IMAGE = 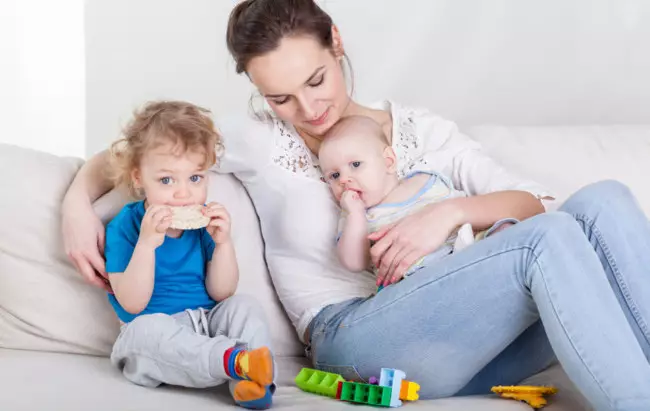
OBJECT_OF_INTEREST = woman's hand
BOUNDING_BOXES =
[62,195,112,292]
[203,202,232,244]
[369,201,464,287]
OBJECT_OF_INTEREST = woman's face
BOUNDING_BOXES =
[246,34,349,137]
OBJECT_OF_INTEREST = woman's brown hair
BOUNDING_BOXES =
[226,0,336,74]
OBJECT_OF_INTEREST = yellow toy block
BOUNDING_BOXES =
[399,380,420,401]
[491,385,558,409]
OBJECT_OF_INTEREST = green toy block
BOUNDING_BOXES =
[295,368,345,397]
[338,381,393,407]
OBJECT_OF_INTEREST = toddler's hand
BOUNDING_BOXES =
[340,190,365,214]
[203,202,232,244]
[139,205,172,249]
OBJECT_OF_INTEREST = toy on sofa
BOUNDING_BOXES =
[491,385,558,409]
[295,367,420,408]
[295,367,556,409]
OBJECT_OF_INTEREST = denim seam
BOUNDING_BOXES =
[574,212,650,342]
[529,239,615,409]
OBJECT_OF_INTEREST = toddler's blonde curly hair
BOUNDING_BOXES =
[109,101,224,197]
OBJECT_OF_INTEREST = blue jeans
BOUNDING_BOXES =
[307,181,650,411]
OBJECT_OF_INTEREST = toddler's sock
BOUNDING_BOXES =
[224,346,273,386]
[224,346,274,409]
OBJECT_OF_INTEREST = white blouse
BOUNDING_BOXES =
[216,100,553,343]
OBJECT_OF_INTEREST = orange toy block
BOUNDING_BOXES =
[399,380,420,401]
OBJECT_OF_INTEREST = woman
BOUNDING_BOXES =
[63,1,650,409]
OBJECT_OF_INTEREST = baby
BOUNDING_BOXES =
[318,115,515,289]
[106,101,274,409]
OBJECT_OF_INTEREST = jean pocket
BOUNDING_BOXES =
[314,363,365,383]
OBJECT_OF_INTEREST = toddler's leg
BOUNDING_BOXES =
[207,295,275,410]
[110,312,236,388]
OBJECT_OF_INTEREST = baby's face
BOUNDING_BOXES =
[133,141,209,207]
[319,135,394,208]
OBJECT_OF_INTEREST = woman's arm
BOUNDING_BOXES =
[449,190,544,231]
[66,150,115,204]
[369,191,544,287]
[414,112,555,207]
[62,150,116,291]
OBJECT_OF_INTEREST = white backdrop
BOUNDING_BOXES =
[85,0,650,157]
[0,0,85,158]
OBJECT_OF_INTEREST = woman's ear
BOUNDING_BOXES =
[331,25,345,59]
[383,147,397,173]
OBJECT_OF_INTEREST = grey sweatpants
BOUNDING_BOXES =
[110,295,272,389]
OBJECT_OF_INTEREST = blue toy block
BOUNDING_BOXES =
[379,368,406,407]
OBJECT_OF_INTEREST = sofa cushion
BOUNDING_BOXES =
[0,143,303,357]
[0,348,588,411]
[0,144,120,355]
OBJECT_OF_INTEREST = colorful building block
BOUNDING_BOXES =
[295,368,345,398]
[295,366,420,408]
[399,380,420,401]
[336,381,393,407]
[379,368,406,407]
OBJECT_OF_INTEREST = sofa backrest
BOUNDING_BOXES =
[1,124,649,357]
[469,125,650,215]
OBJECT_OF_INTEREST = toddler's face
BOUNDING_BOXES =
[133,141,209,207]
[319,135,394,208]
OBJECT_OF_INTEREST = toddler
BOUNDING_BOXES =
[106,101,274,409]
[318,115,515,289]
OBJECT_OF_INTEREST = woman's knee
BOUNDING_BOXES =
[560,180,635,217]
[522,212,584,243]
[515,212,594,265]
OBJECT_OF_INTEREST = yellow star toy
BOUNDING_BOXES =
[491,385,558,409]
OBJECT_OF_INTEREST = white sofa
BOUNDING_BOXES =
[3,123,650,410]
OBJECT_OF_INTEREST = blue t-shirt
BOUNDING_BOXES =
[105,201,217,323]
